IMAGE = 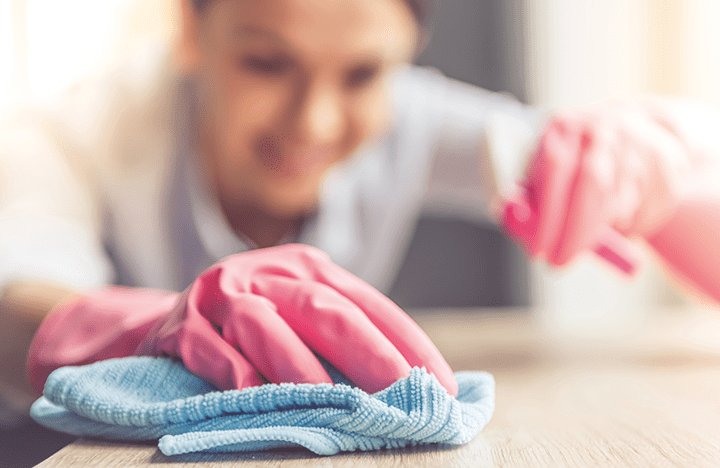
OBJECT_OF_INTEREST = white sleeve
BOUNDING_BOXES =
[0,110,114,291]
[417,68,547,222]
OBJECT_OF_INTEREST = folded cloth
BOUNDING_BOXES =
[30,357,494,456]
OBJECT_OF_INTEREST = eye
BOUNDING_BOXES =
[240,55,293,75]
[345,64,379,89]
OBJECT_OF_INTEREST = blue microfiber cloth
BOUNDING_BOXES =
[30,357,494,456]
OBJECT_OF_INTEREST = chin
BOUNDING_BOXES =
[260,189,318,219]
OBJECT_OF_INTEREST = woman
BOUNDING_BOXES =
[2,0,720,407]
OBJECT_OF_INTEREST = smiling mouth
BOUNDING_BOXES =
[255,137,331,177]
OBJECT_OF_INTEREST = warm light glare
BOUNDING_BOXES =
[524,0,720,107]
[0,0,171,102]
[0,0,14,104]
[2,0,719,105]
[26,0,141,97]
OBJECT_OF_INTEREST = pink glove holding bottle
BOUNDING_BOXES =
[27,244,457,396]
[505,98,720,302]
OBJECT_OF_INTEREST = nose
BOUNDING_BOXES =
[292,79,345,147]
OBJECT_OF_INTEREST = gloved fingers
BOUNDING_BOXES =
[251,274,414,394]
[526,117,583,259]
[150,306,266,391]
[296,262,458,396]
[192,279,333,386]
[610,147,644,235]
[139,285,265,391]
[220,243,333,282]
[548,125,616,265]
[204,245,456,395]
[614,111,690,236]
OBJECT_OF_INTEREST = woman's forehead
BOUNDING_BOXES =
[194,0,430,26]
[209,0,419,62]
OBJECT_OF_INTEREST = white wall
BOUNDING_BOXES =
[524,0,650,108]
[681,1,720,104]
[0,0,19,106]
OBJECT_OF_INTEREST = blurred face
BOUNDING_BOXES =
[183,0,419,218]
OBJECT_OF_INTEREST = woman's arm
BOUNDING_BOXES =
[0,105,114,398]
[648,199,720,303]
[641,97,720,302]
[0,282,75,397]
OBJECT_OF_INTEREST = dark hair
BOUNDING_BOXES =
[190,0,433,29]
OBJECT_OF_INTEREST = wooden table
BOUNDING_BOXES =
[36,307,720,467]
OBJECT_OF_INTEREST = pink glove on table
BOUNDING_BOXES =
[27,244,457,396]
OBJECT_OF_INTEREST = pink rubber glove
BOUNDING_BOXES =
[511,100,693,266]
[27,288,178,394]
[27,244,457,396]
[504,98,720,303]
[647,198,720,303]
[503,184,641,275]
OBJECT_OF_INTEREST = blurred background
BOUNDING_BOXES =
[1,0,719,329]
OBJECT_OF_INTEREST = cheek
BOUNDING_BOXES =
[345,87,392,155]
[203,79,293,204]
[220,81,291,157]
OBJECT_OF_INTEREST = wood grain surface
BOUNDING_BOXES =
[35,307,720,467]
